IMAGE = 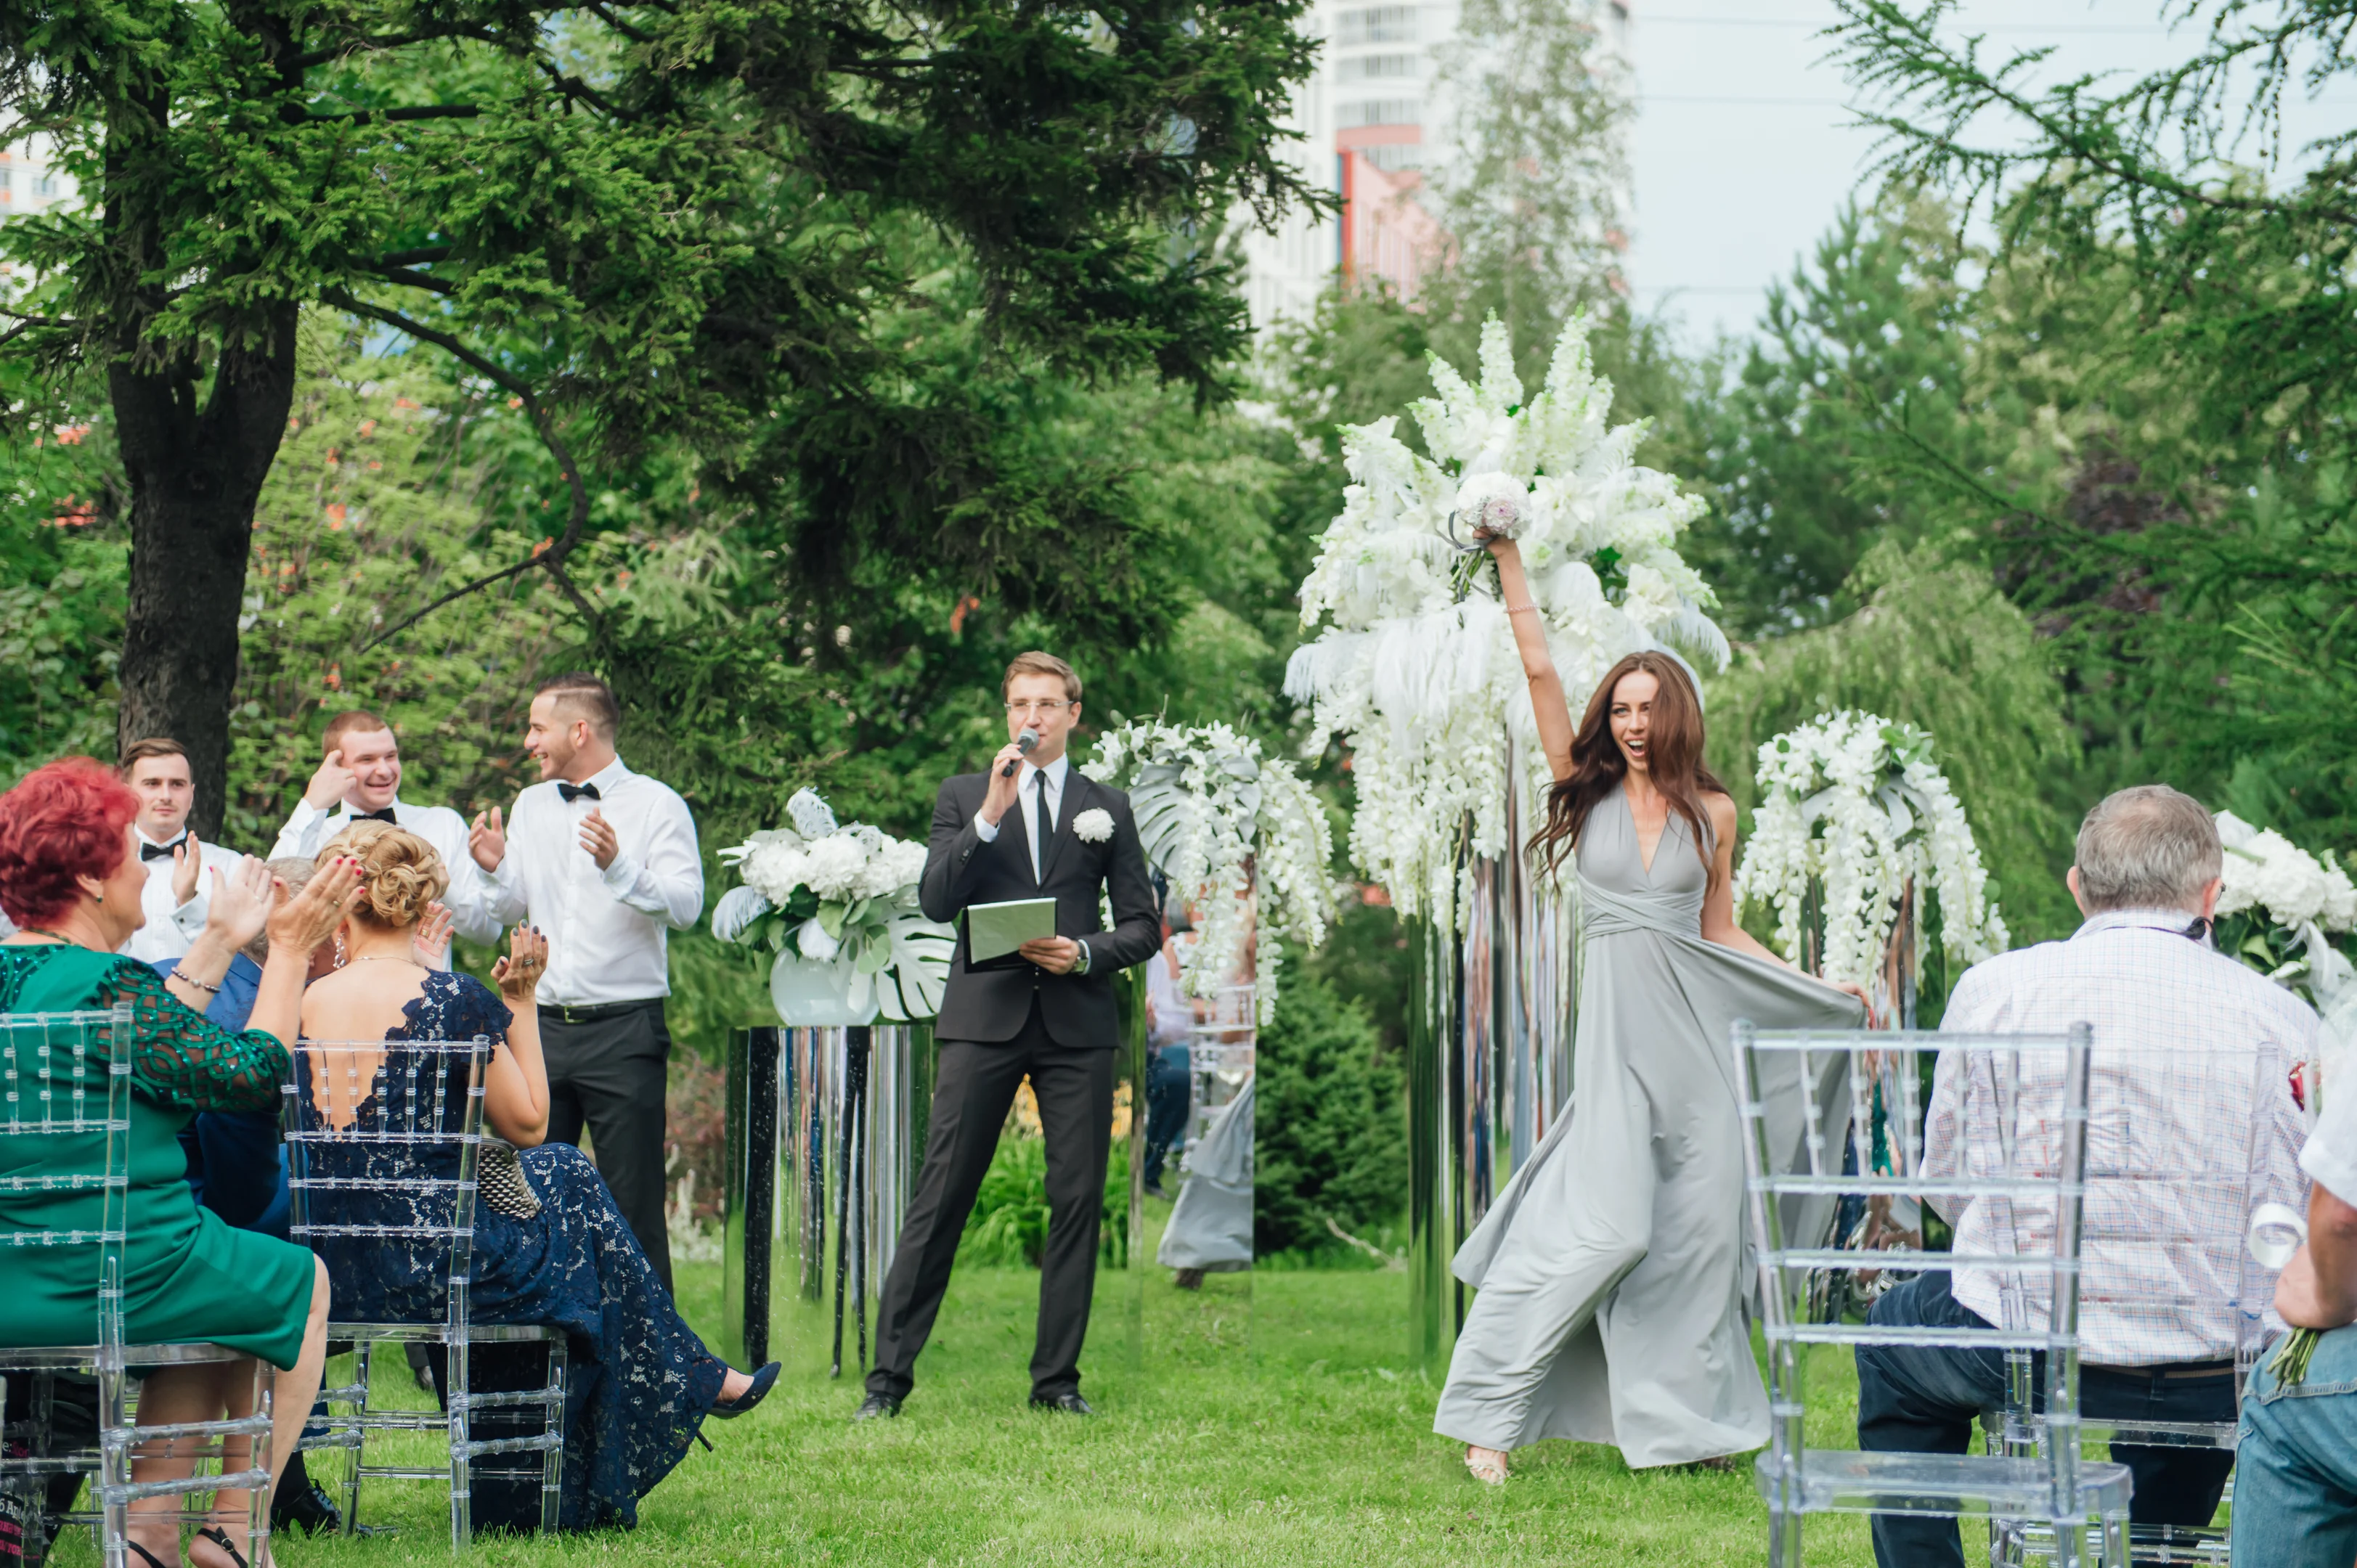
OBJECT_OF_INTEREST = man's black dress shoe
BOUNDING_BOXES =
[852,1392,902,1421]
[1029,1392,1094,1416]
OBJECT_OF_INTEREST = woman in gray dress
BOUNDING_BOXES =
[1435,532,1868,1485]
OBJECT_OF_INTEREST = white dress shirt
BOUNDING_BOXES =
[971,754,1067,881]
[1925,908,2315,1365]
[121,828,244,964]
[483,757,702,1008]
[269,796,504,955]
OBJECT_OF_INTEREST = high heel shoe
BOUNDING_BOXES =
[711,1361,780,1420]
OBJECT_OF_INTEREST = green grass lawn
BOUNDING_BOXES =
[47,1260,1884,1567]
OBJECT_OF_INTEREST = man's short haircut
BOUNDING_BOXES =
[1002,651,1081,703]
[321,709,392,756]
[118,737,189,774]
[2074,785,2224,912]
[535,671,621,740]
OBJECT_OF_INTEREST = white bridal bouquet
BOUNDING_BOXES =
[1082,720,1332,1024]
[2213,812,2357,1010]
[1283,314,1727,926]
[709,788,954,1024]
[1732,712,2008,989]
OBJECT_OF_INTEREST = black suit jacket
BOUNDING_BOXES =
[919,767,1160,1048]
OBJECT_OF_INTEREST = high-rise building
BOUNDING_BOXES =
[1240,0,1629,333]
[0,133,80,221]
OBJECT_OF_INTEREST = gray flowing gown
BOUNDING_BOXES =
[1431,789,1865,1467]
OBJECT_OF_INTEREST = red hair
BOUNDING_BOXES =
[1528,652,1725,875]
[0,758,141,928]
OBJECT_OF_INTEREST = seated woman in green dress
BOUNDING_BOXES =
[0,756,357,1568]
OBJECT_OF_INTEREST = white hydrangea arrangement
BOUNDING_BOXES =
[1732,712,2009,989]
[2213,811,2357,1008]
[710,788,953,1022]
[1081,719,1333,1023]
[1282,314,1728,927]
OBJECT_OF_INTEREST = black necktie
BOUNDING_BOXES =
[558,782,601,804]
[354,807,398,825]
[1033,770,1054,883]
[140,836,185,862]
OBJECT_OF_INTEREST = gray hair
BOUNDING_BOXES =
[2073,785,2223,912]
[240,856,320,965]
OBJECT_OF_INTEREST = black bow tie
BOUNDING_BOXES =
[558,782,601,804]
[140,836,185,862]
[354,807,399,825]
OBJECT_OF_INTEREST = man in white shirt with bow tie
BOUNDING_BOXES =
[266,709,503,962]
[119,738,245,964]
[468,671,703,1289]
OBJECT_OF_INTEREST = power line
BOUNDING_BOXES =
[1633,14,2170,31]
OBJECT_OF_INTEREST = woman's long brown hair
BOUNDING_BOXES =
[1529,651,1726,875]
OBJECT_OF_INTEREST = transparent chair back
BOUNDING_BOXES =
[1737,1021,2131,1568]
[285,1036,563,1546]
[1,1004,273,1568]
[1993,1024,2295,1564]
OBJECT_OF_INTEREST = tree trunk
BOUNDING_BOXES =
[110,331,298,840]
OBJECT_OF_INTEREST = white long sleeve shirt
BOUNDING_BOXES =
[482,757,702,1008]
[121,828,244,965]
[269,796,505,954]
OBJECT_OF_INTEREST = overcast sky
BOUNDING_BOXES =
[1621,0,2351,349]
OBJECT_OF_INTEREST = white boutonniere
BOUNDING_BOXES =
[1072,808,1115,844]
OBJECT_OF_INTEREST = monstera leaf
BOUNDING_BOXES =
[876,914,956,1022]
[1128,756,1262,879]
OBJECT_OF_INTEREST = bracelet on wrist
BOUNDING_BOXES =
[176,972,222,996]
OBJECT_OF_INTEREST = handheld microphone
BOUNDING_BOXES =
[1001,727,1041,778]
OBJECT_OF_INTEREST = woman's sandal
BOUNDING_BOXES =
[195,1524,253,1568]
[1464,1446,1510,1486]
[125,1542,176,1568]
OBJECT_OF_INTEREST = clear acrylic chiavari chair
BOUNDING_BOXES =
[1992,1030,2295,1566]
[1738,1021,2133,1568]
[1,1005,274,1568]
[284,1037,563,1550]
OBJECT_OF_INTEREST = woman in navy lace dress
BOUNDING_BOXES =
[293,824,776,1530]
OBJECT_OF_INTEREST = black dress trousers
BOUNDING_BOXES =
[540,1000,673,1294]
[866,1000,1115,1402]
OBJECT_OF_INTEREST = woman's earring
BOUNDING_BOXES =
[333,934,348,971]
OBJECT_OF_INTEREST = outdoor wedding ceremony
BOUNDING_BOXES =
[6,0,2357,1563]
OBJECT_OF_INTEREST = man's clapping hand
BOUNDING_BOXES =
[171,833,205,906]
[469,807,507,873]
[579,807,619,870]
[304,748,359,811]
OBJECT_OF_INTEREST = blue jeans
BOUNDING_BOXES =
[2234,1323,2357,1565]
[1143,1043,1190,1189]
[1855,1271,2236,1568]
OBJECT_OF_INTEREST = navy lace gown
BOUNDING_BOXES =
[299,971,727,1530]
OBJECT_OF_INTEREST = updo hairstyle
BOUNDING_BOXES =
[319,822,448,929]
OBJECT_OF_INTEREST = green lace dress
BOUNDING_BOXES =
[0,944,314,1369]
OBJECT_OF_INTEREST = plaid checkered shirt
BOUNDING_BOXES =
[1924,908,2316,1366]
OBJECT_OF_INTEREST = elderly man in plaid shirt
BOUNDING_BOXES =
[1854,785,2315,1568]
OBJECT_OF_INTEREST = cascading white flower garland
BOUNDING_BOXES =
[709,788,954,1022]
[1732,712,2009,988]
[1081,719,1332,1024]
[1282,314,1728,927]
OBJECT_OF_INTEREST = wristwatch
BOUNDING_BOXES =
[1072,939,1091,976]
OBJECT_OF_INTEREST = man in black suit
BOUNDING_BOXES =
[856,650,1160,1419]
